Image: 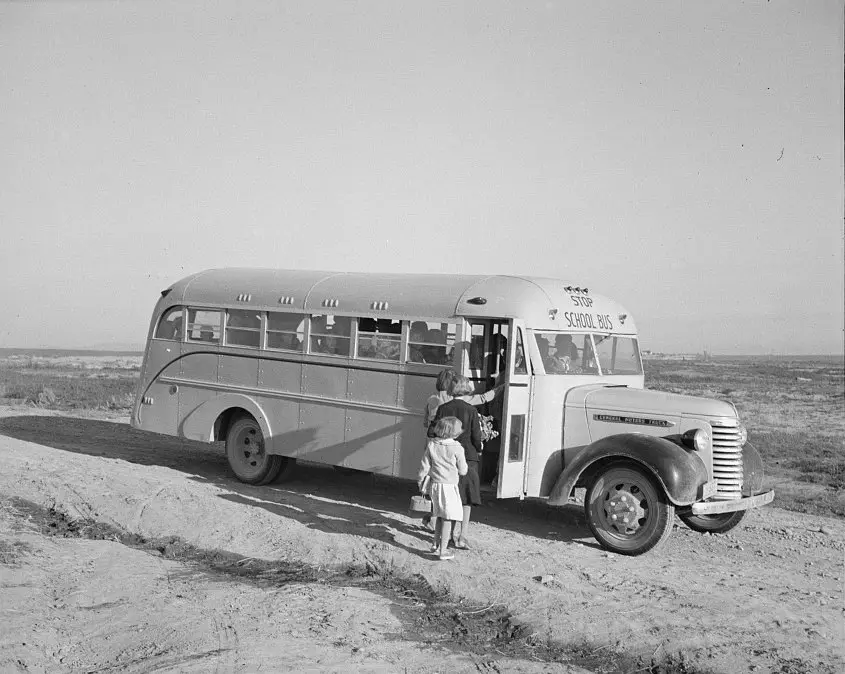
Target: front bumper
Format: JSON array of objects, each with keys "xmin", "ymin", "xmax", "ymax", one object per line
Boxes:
[{"xmin": 690, "ymin": 489, "xmax": 774, "ymax": 515}]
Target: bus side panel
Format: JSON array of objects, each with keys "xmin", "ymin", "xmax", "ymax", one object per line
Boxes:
[
  {"xmin": 258, "ymin": 358, "xmax": 303, "ymax": 396},
  {"xmin": 396, "ymin": 372, "xmax": 436, "ymax": 479},
  {"xmin": 299, "ymin": 401, "xmax": 347, "ymax": 464},
  {"xmin": 394, "ymin": 416, "xmax": 428, "ymax": 480},
  {"xmin": 262, "ymin": 397, "xmax": 303, "ymax": 457},
  {"xmin": 296, "ymin": 363, "xmax": 349, "ymax": 463},
  {"xmin": 303, "ymin": 362, "xmax": 348, "ymax": 400},
  {"xmin": 181, "ymin": 351, "xmax": 219, "ymax": 382},
  {"xmin": 259, "ymin": 357, "xmax": 304, "ymax": 457},
  {"xmin": 177, "ymin": 352, "xmax": 220, "ymax": 440},
  {"xmin": 349, "ymin": 369, "xmax": 399, "ymax": 406},
  {"xmin": 219, "ymin": 353, "xmax": 259, "ymax": 387},
  {"xmin": 135, "ymin": 342, "xmax": 181, "ymax": 435},
  {"xmin": 343, "ymin": 369, "xmax": 402, "ymax": 474},
  {"xmin": 402, "ymin": 372, "xmax": 432, "ymax": 418},
  {"xmin": 340, "ymin": 411, "xmax": 400, "ymax": 474}
]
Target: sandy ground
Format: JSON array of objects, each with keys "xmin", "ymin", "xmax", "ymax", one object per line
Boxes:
[{"xmin": 0, "ymin": 406, "xmax": 842, "ymax": 674}]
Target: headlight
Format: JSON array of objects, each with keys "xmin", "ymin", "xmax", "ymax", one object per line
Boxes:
[
  {"xmin": 682, "ymin": 427, "xmax": 711, "ymax": 452},
  {"xmin": 737, "ymin": 423, "xmax": 748, "ymax": 446}
]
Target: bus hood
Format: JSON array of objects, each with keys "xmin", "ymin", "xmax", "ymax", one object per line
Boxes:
[{"xmin": 578, "ymin": 386, "xmax": 736, "ymax": 419}]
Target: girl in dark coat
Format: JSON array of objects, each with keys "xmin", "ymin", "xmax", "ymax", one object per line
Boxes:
[{"xmin": 429, "ymin": 374, "xmax": 483, "ymax": 549}]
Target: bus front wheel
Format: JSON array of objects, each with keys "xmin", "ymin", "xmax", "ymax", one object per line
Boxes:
[
  {"xmin": 585, "ymin": 462, "xmax": 674, "ymax": 556},
  {"xmin": 225, "ymin": 416, "xmax": 290, "ymax": 485}
]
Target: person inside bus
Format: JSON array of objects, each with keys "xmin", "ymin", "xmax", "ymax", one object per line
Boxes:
[
  {"xmin": 554, "ymin": 334, "xmax": 581, "ymax": 373},
  {"xmin": 408, "ymin": 322, "xmax": 429, "ymax": 363},
  {"xmin": 422, "ymin": 328, "xmax": 448, "ymax": 364},
  {"xmin": 357, "ymin": 318, "xmax": 379, "ymax": 358},
  {"xmin": 428, "ymin": 374, "xmax": 483, "ymax": 550},
  {"xmin": 312, "ymin": 316, "xmax": 351, "ymax": 356},
  {"xmin": 537, "ymin": 337, "xmax": 567, "ymax": 374}
]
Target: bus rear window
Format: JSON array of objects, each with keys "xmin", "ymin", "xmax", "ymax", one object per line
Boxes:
[
  {"xmin": 187, "ymin": 309, "xmax": 222, "ymax": 344},
  {"xmin": 155, "ymin": 307, "xmax": 183, "ymax": 340}
]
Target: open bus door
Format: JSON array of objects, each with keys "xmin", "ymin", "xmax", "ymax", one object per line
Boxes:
[
  {"xmin": 497, "ymin": 320, "xmax": 531, "ymax": 498},
  {"xmin": 460, "ymin": 319, "xmax": 531, "ymax": 499}
]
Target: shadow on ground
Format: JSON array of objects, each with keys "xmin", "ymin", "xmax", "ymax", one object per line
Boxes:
[{"xmin": 0, "ymin": 415, "xmax": 597, "ymax": 555}]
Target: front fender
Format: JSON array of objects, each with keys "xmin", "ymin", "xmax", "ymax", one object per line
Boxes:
[
  {"xmin": 180, "ymin": 393, "xmax": 273, "ymax": 450},
  {"xmin": 548, "ymin": 433, "xmax": 709, "ymax": 507}
]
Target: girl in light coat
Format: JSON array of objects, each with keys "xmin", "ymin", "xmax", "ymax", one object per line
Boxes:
[{"xmin": 418, "ymin": 416, "xmax": 468, "ymax": 560}]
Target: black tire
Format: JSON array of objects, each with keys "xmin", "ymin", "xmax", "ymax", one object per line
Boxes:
[
  {"xmin": 679, "ymin": 510, "xmax": 747, "ymax": 534},
  {"xmin": 225, "ymin": 416, "xmax": 290, "ymax": 485},
  {"xmin": 585, "ymin": 462, "xmax": 675, "ymax": 556}
]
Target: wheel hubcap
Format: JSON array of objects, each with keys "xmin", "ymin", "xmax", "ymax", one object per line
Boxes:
[
  {"xmin": 239, "ymin": 428, "xmax": 264, "ymax": 468},
  {"xmin": 603, "ymin": 482, "xmax": 648, "ymax": 535}
]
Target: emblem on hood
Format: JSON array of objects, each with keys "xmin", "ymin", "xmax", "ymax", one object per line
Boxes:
[{"xmin": 593, "ymin": 414, "xmax": 675, "ymax": 428}]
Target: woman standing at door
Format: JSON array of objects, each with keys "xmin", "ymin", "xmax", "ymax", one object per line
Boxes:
[{"xmin": 429, "ymin": 374, "xmax": 483, "ymax": 549}]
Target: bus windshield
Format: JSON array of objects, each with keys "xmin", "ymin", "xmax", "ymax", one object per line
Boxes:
[{"xmin": 534, "ymin": 332, "xmax": 642, "ymax": 375}]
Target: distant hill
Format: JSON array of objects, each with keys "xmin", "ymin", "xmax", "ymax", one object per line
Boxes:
[{"xmin": 0, "ymin": 348, "xmax": 143, "ymax": 358}]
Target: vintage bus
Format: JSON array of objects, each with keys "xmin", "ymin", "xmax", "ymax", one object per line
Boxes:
[{"xmin": 132, "ymin": 269, "xmax": 774, "ymax": 555}]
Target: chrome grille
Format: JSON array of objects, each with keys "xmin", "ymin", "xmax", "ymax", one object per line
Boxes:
[{"xmin": 710, "ymin": 420, "xmax": 743, "ymax": 500}]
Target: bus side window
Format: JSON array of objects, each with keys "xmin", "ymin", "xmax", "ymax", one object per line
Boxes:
[
  {"xmin": 267, "ymin": 312, "xmax": 305, "ymax": 351},
  {"xmin": 187, "ymin": 309, "xmax": 222, "ymax": 344},
  {"xmin": 310, "ymin": 315, "xmax": 352, "ymax": 356},
  {"xmin": 226, "ymin": 309, "xmax": 261, "ymax": 348},
  {"xmin": 155, "ymin": 307, "xmax": 183, "ymax": 341},
  {"xmin": 407, "ymin": 321, "xmax": 456, "ymax": 365},
  {"xmin": 358, "ymin": 318, "xmax": 401, "ymax": 361}
]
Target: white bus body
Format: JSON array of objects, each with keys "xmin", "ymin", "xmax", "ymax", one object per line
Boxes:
[{"xmin": 133, "ymin": 269, "xmax": 773, "ymax": 555}]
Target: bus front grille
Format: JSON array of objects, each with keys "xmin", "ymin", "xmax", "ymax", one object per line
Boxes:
[{"xmin": 711, "ymin": 421, "xmax": 743, "ymax": 500}]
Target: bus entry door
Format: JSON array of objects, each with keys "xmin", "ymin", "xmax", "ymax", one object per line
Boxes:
[{"xmin": 497, "ymin": 320, "xmax": 531, "ymax": 498}]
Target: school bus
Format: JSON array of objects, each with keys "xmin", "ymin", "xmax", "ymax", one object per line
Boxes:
[{"xmin": 132, "ymin": 269, "xmax": 774, "ymax": 555}]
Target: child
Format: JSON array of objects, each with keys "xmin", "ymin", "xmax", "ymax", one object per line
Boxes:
[{"xmin": 418, "ymin": 416, "xmax": 468, "ymax": 560}]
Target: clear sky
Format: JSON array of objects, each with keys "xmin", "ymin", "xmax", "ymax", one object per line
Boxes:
[{"xmin": 1, "ymin": 1, "xmax": 842, "ymax": 354}]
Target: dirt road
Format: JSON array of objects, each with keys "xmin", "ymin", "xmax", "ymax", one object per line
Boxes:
[{"xmin": 0, "ymin": 408, "xmax": 842, "ymax": 673}]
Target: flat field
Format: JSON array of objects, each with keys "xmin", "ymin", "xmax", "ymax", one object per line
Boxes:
[{"xmin": 0, "ymin": 350, "xmax": 842, "ymax": 516}]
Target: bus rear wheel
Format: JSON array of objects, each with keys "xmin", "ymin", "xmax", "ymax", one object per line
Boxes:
[
  {"xmin": 679, "ymin": 511, "xmax": 746, "ymax": 534},
  {"xmin": 585, "ymin": 462, "xmax": 674, "ymax": 556},
  {"xmin": 225, "ymin": 416, "xmax": 290, "ymax": 485}
]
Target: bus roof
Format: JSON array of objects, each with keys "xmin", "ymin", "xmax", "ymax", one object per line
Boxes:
[{"xmin": 164, "ymin": 268, "xmax": 637, "ymax": 334}]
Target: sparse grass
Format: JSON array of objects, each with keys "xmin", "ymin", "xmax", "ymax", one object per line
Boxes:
[
  {"xmin": 0, "ymin": 538, "xmax": 33, "ymax": 566},
  {"xmin": 0, "ymin": 364, "xmax": 138, "ymax": 411}
]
